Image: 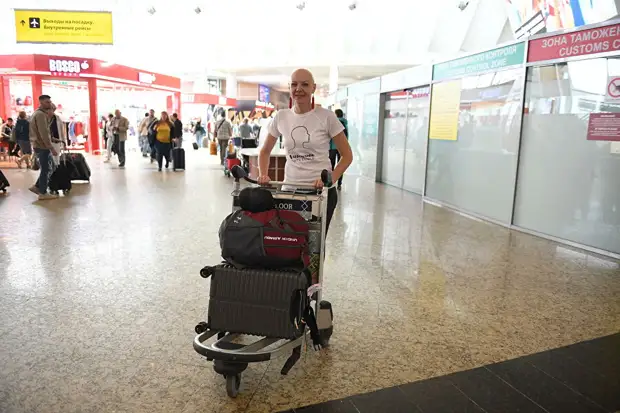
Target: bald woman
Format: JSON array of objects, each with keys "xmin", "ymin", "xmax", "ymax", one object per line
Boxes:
[{"xmin": 258, "ymin": 68, "xmax": 353, "ymax": 234}]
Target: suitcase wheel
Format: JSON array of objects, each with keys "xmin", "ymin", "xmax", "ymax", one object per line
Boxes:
[
  {"xmin": 226, "ymin": 374, "xmax": 241, "ymax": 398},
  {"xmin": 194, "ymin": 322, "xmax": 209, "ymax": 334}
]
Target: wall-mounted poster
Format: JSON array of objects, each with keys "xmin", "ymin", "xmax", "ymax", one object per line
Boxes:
[
  {"xmin": 258, "ymin": 84, "xmax": 270, "ymax": 103},
  {"xmin": 429, "ymin": 80, "xmax": 461, "ymax": 141}
]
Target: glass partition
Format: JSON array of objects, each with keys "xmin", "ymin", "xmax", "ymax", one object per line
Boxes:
[
  {"xmin": 425, "ymin": 68, "xmax": 524, "ymax": 223},
  {"xmin": 347, "ymin": 93, "xmax": 380, "ymax": 180},
  {"xmin": 514, "ymin": 58, "xmax": 620, "ymax": 254}
]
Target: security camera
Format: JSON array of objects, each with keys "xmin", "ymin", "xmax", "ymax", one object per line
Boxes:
[
  {"xmin": 296, "ymin": 1, "xmax": 306, "ymax": 10},
  {"xmin": 194, "ymin": 7, "xmax": 201, "ymax": 14},
  {"xmin": 147, "ymin": 7, "xmax": 156, "ymax": 14},
  {"xmin": 348, "ymin": 2, "xmax": 357, "ymax": 10},
  {"xmin": 457, "ymin": 0, "xmax": 469, "ymax": 10}
]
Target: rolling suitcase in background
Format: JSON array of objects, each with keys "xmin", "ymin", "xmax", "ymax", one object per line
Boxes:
[
  {"xmin": 192, "ymin": 142, "xmax": 199, "ymax": 150},
  {"xmin": 49, "ymin": 158, "xmax": 76, "ymax": 195},
  {"xmin": 63, "ymin": 152, "xmax": 91, "ymax": 182},
  {"xmin": 172, "ymin": 146, "xmax": 185, "ymax": 171},
  {"xmin": 0, "ymin": 169, "xmax": 9, "ymax": 192}
]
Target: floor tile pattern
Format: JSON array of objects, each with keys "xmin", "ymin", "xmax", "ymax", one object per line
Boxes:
[
  {"xmin": 278, "ymin": 333, "xmax": 620, "ymax": 413},
  {"xmin": 0, "ymin": 148, "xmax": 619, "ymax": 412}
]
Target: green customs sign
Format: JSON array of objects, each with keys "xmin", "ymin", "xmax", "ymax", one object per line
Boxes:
[{"xmin": 432, "ymin": 42, "xmax": 526, "ymax": 81}]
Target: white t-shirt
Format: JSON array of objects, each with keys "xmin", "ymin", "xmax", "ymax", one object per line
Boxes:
[{"xmin": 268, "ymin": 107, "xmax": 344, "ymax": 186}]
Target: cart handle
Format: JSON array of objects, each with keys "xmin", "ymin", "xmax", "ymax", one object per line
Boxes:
[{"xmin": 231, "ymin": 165, "xmax": 332, "ymax": 190}]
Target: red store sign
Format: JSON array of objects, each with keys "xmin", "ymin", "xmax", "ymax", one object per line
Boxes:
[{"xmin": 528, "ymin": 23, "xmax": 620, "ymax": 62}]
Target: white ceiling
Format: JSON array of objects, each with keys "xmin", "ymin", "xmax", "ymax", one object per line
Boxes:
[{"xmin": 1, "ymin": 0, "xmax": 513, "ymax": 90}]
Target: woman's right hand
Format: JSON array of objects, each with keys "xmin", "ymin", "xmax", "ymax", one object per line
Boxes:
[{"xmin": 257, "ymin": 175, "xmax": 271, "ymax": 186}]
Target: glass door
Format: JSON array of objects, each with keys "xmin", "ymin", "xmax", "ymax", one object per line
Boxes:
[
  {"xmin": 381, "ymin": 91, "xmax": 408, "ymax": 187},
  {"xmin": 402, "ymin": 86, "xmax": 431, "ymax": 194}
]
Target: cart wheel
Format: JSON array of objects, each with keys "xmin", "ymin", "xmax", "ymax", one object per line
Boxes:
[
  {"xmin": 65, "ymin": 189, "xmax": 70, "ymax": 195},
  {"xmin": 226, "ymin": 374, "xmax": 241, "ymax": 398},
  {"xmin": 173, "ymin": 168, "xmax": 176, "ymax": 172},
  {"xmin": 1, "ymin": 188, "xmax": 6, "ymax": 193},
  {"xmin": 195, "ymin": 322, "xmax": 208, "ymax": 334}
]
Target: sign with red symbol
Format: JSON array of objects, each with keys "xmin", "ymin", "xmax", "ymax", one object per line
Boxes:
[{"xmin": 607, "ymin": 77, "xmax": 620, "ymax": 100}]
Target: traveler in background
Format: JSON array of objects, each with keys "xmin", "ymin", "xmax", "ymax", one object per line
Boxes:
[
  {"xmin": 1, "ymin": 118, "xmax": 14, "ymax": 161},
  {"xmin": 239, "ymin": 118, "xmax": 252, "ymax": 139},
  {"xmin": 193, "ymin": 119, "xmax": 206, "ymax": 148},
  {"xmin": 112, "ymin": 109, "xmax": 129, "ymax": 168},
  {"xmin": 47, "ymin": 103, "xmax": 67, "ymax": 165},
  {"xmin": 29, "ymin": 94, "xmax": 58, "ymax": 200},
  {"xmin": 251, "ymin": 118, "xmax": 260, "ymax": 138},
  {"xmin": 104, "ymin": 114, "xmax": 115, "ymax": 163},
  {"xmin": 329, "ymin": 109, "xmax": 348, "ymax": 190},
  {"xmin": 137, "ymin": 111, "xmax": 152, "ymax": 157},
  {"xmin": 171, "ymin": 113, "xmax": 183, "ymax": 148},
  {"xmin": 213, "ymin": 112, "xmax": 233, "ymax": 166},
  {"xmin": 150, "ymin": 111, "xmax": 174, "ymax": 172},
  {"xmin": 257, "ymin": 110, "xmax": 271, "ymax": 145},
  {"xmin": 12, "ymin": 111, "xmax": 31, "ymax": 168}
]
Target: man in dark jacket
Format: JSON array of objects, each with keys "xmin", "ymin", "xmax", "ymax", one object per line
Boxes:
[
  {"xmin": 172, "ymin": 113, "xmax": 183, "ymax": 147},
  {"xmin": 12, "ymin": 111, "xmax": 31, "ymax": 168},
  {"xmin": 329, "ymin": 109, "xmax": 348, "ymax": 190}
]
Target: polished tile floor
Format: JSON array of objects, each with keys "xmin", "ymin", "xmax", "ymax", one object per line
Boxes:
[{"xmin": 0, "ymin": 148, "xmax": 619, "ymax": 413}]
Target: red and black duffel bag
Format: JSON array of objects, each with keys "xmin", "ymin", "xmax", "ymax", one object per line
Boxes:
[{"xmin": 219, "ymin": 208, "xmax": 310, "ymax": 270}]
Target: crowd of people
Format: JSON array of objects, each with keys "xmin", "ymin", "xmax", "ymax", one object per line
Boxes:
[
  {"xmin": 99, "ymin": 109, "xmax": 183, "ymax": 171},
  {"xmin": 1, "ymin": 68, "xmax": 351, "ymax": 201}
]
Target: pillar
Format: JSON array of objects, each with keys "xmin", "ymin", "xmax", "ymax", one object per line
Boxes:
[
  {"xmin": 225, "ymin": 74, "xmax": 237, "ymax": 99},
  {"xmin": 174, "ymin": 92, "xmax": 181, "ymax": 119},
  {"xmin": 0, "ymin": 76, "xmax": 10, "ymax": 119},
  {"xmin": 328, "ymin": 65, "xmax": 339, "ymax": 95},
  {"xmin": 31, "ymin": 75, "xmax": 43, "ymax": 104},
  {"xmin": 87, "ymin": 78, "xmax": 100, "ymax": 154}
]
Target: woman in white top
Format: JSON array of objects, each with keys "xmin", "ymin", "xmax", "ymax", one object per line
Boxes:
[{"xmin": 258, "ymin": 68, "xmax": 353, "ymax": 234}]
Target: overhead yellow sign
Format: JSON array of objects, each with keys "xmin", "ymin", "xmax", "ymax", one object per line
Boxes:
[
  {"xmin": 15, "ymin": 9, "xmax": 113, "ymax": 45},
  {"xmin": 429, "ymin": 80, "xmax": 462, "ymax": 141}
]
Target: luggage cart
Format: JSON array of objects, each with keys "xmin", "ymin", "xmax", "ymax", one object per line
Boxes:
[{"xmin": 193, "ymin": 165, "xmax": 334, "ymax": 398}]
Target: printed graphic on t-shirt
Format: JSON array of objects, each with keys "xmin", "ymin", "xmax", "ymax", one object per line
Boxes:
[{"xmin": 288, "ymin": 125, "xmax": 315, "ymax": 163}]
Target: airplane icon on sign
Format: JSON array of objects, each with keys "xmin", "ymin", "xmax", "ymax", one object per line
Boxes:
[{"xmin": 29, "ymin": 18, "xmax": 40, "ymax": 29}]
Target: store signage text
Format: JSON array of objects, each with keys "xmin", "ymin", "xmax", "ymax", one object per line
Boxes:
[
  {"xmin": 48, "ymin": 59, "xmax": 90, "ymax": 77},
  {"xmin": 528, "ymin": 23, "xmax": 620, "ymax": 62},
  {"xmin": 255, "ymin": 100, "xmax": 274, "ymax": 109},
  {"xmin": 138, "ymin": 72, "xmax": 156, "ymax": 84},
  {"xmin": 432, "ymin": 43, "xmax": 526, "ymax": 81}
]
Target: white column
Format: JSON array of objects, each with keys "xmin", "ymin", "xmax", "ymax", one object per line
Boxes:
[
  {"xmin": 328, "ymin": 65, "xmax": 339, "ymax": 95},
  {"xmin": 226, "ymin": 74, "xmax": 238, "ymax": 99}
]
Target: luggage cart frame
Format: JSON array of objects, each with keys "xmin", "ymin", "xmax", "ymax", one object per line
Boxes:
[{"xmin": 193, "ymin": 165, "xmax": 333, "ymax": 397}]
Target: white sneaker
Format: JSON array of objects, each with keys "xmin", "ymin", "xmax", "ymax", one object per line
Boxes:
[{"xmin": 38, "ymin": 193, "xmax": 59, "ymax": 200}]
